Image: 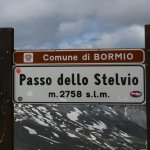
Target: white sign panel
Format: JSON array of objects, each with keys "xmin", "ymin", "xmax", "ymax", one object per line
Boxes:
[{"xmin": 13, "ymin": 66, "xmax": 145, "ymax": 104}]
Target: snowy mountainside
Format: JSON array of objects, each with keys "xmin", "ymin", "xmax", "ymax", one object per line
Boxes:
[
  {"xmin": 14, "ymin": 104, "xmax": 147, "ymax": 150},
  {"xmin": 112, "ymin": 105, "xmax": 146, "ymax": 129}
]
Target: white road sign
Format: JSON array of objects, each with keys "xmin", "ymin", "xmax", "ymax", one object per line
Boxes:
[{"xmin": 13, "ymin": 66, "xmax": 145, "ymax": 104}]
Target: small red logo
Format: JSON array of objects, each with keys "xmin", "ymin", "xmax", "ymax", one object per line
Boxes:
[
  {"xmin": 130, "ymin": 91, "xmax": 142, "ymax": 98},
  {"xmin": 16, "ymin": 68, "xmax": 21, "ymax": 74}
]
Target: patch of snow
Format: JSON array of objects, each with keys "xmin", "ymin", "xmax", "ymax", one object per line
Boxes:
[
  {"xmin": 74, "ymin": 107, "xmax": 82, "ymax": 113},
  {"xmin": 38, "ymin": 135, "xmax": 60, "ymax": 143},
  {"xmin": 38, "ymin": 106, "xmax": 48, "ymax": 113},
  {"xmin": 15, "ymin": 116, "xmax": 28, "ymax": 122},
  {"xmin": 23, "ymin": 126, "xmax": 37, "ymax": 135},
  {"xmin": 16, "ymin": 109, "xmax": 24, "ymax": 115},
  {"xmin": 124, "ymin": 138, "xmax": 132, "ymax": 144},
  {"xmin": 109, "ymin": 134, "xmax": 116, "ymax": 139},
  {"xmin": 120, "ymin": 131, "xmax": 132, "ymax": 143},
  {"xmin": 75, "ymin": 128, "xmax": 83, "ymax": 132},
  {"xmin": 33, "ymin": 117, "xmax": 49, "ymax": 127},
  {"xmin": 125, "ymin": 107, "xmax": 131, "ymax": 120},
  {"xmin": 56, "ymin": 112, "xmax": 62, "ymax": 117},
  {"xmin": 104, "ymin": 111, "xmax": 112, "ymax": 116},
  {"xmin": 67, "ymin": 107, "xmax": 82, "ymax": 121},
  {"xmin": 92, "ymin": 132, "xmax": 101, "ymax": 137},
  {"xmin": 87, "ymin": 121, "xmax": 107, "ymax": 131},
  {"xmin": 45, "ymin": 112, "xmax": 53, "ymax": 120},
  {"xmin": 18, "ymin": 104, "xmax": 23, "ymax": 108},
  {"xmin": 108, "ymin": 107, "xmax": 118, "ymax": 115},
  {"xmin": 32, "ymin": 108, "xmax": 42, "ymax": 116},
  {"xmin": 60, "ymin": 122, "xmax": 66, "ymax": 128},
  {"xmin": 67, "ymin": 132, "xmax": 77, "ymax": 138},
  {"xmin": 52, "ymin": 107, "xmax": 57, "ymax": 111},
  {"xmin": 120, "ymin": 131, "xmax": 131, "ymax": 138},
  {"xmin": 52, "ymin": 132, "xmax": 59, "ymax": 138},
  {"xmin": 104, "ymin": 142, "xmax": 116, "ymax": 150},
  {"xmin": 75, "ymin": 145, "xmax": 85, "ymax": 148},
  {"xmin": 27, "ymin": 104, "xmax": 33, "ymax": 108},
  {"xmin": 83, "ymin": 110, "xmax": 88, "ymax": 114},
  {"xmin": 90, "ymin": 134, "xmax": 96, "ymax": 140}
]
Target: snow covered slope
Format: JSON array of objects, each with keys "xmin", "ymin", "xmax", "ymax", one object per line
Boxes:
[{"xmin": 14, "ymin": 104, "xmax": 147, "ymax": 150}]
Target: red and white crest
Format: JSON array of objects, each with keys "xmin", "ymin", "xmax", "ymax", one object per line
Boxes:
[{"xmin": 23, "ymin": 53, "xmax": 33, "ymax": 63}]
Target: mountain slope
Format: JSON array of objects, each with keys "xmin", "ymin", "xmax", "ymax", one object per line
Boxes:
[{"xmin": 14, "ymin": 104, "xmax": 147, "ymax": 150}]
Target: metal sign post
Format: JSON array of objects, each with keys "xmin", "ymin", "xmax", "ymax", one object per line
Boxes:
[
  {"xmin": 145, "ymin": 24, "xmax": 150, "ymax": 149},
  {"xmin": 0, "ymin": 28, "xmax": 14, "ymax": 150}
]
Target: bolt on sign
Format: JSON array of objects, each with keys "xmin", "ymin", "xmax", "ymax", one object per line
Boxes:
[{"xmin": 13, "ymin": 49, "xmax": 145, "ymax": 104}]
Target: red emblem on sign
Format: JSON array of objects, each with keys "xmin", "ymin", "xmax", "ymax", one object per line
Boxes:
[
  {"xmin": 16, "ymin": 68, "xmax": 21, "ymax": 74},
  {"xmin": 130, "ymin": 91, "xmax": 142, "ymax": 98}
]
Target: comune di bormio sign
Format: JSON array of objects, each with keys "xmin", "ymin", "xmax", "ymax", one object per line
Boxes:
[{"xmin": 13, "ymin": 49, "xmax": 145, "ymax": 104}]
